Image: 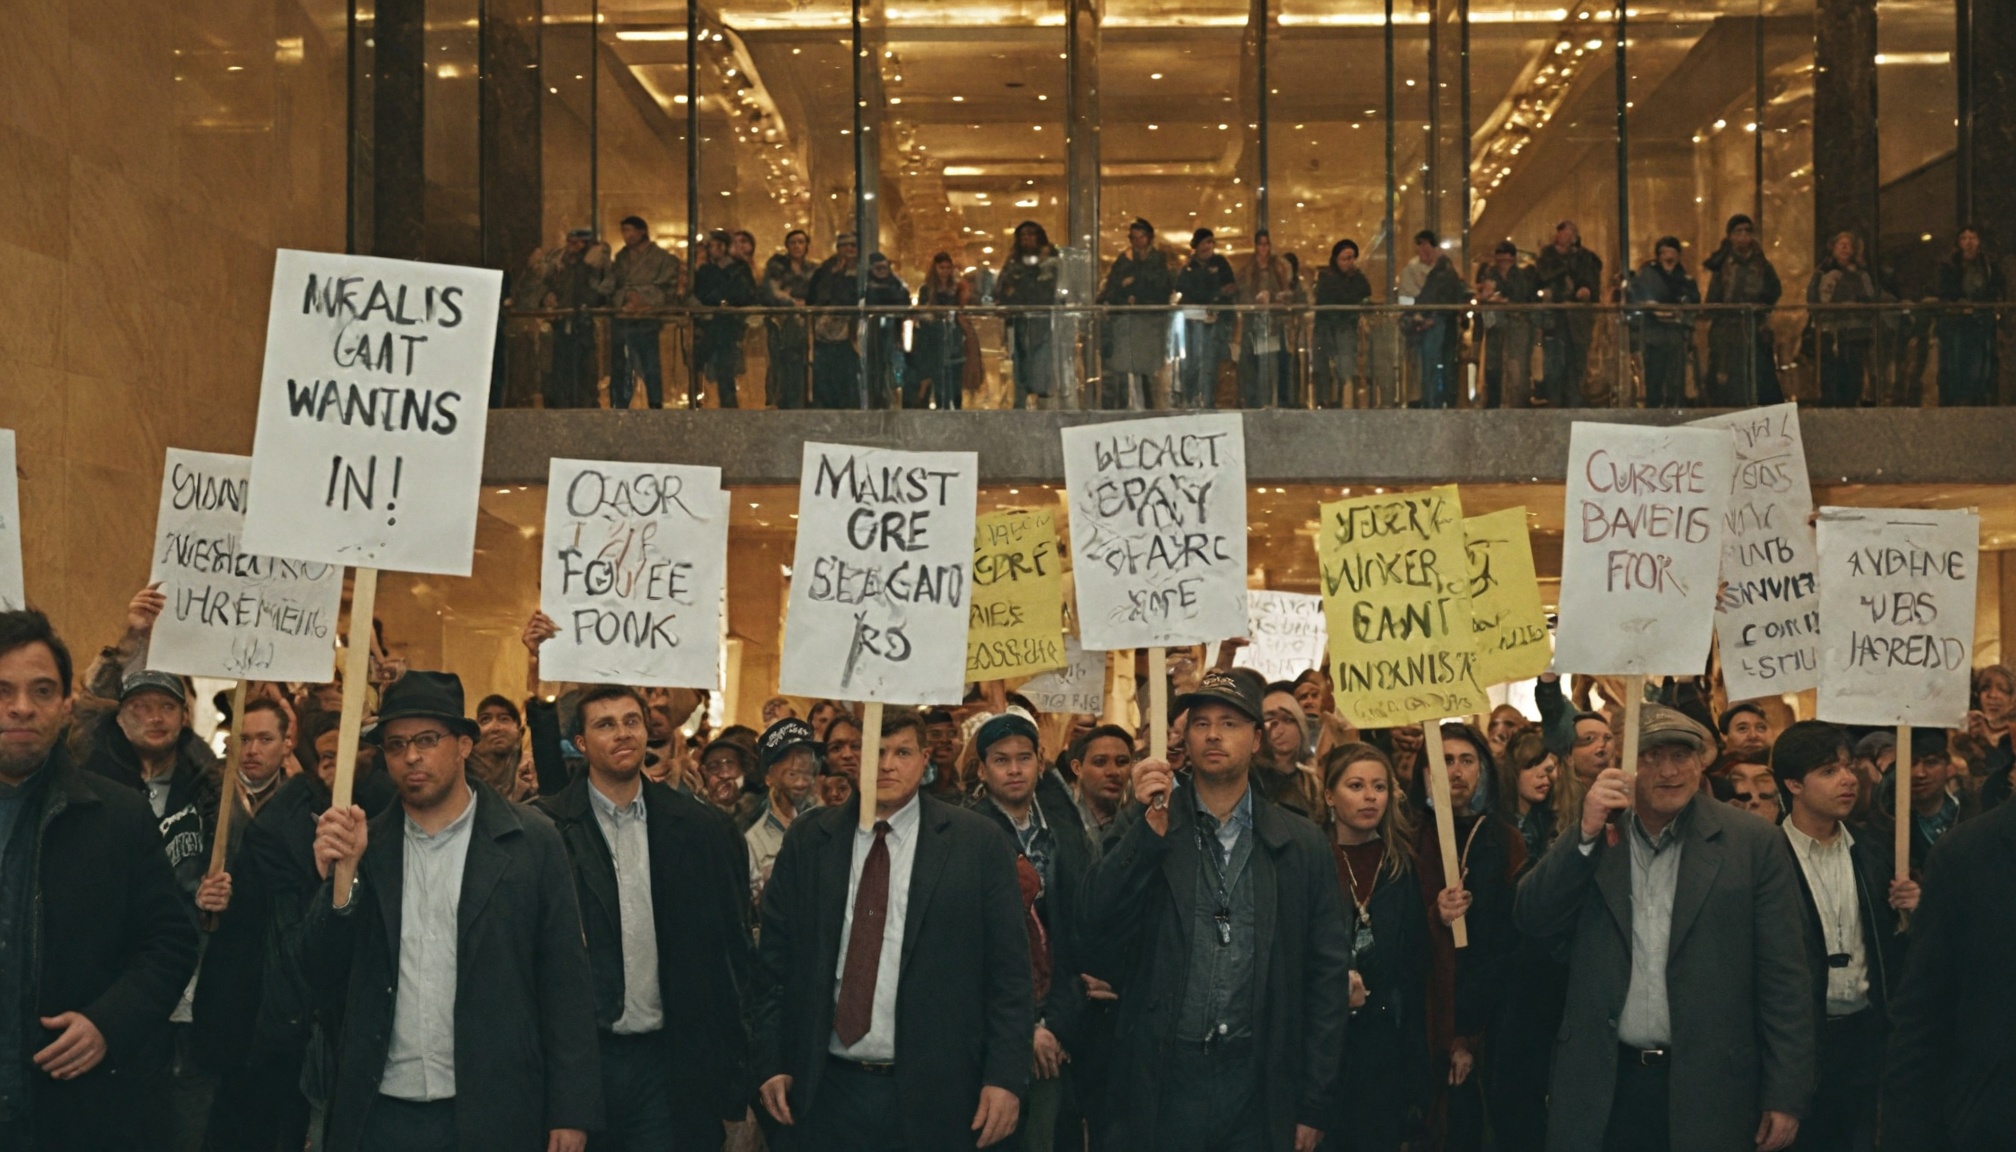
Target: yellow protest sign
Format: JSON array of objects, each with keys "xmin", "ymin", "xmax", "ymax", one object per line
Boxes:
[
  {"xmin": 1463, "ymin": 507, "xmax": 1553, "ymax": 687},
  {"xmin": 967, "ymin": 508, "xmax": 1066, "ymax": 679},
  {"xmin": 1316, "ymin": 485, "xmax": 1487, "ymax": 726}
]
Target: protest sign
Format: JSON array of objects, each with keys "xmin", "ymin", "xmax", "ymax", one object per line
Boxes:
[
  {"xmin": 1553, "ymin": 423, "xmax": 1733, "ymax": 675},
  {"xmin": 781, "ymin": 443, "xmax": 978, "ymax": 704},
  {"xmin": 1463, "ymin": 507, "xmax": 1553, "ymax": 687},
  {"xmin": 539, "ymin": 459, "xmax": 727, "ymax": 688},
  {"xmin": 1019, "ymin": 636, "xmax": 1107, "ymax": 716},
  {"xmin": 967, "ymin": 508, "xmax": 1066, "ymax": 679},
  {"xmin": 1316, "ymin": 484, "xmax": 1488, "ymax": 726},
  {"xmin": 241, "ymin": 249, "xmax": 502, "ymax": 576},
  {"xmin": 1243, "ymin": 590, "xmax": 1328, "ymax": 685},
  {"xmin": 0, "ymin": 429, "xmax": 20, "ymax": 610},
  {"xmin": 1689, "ymin": 404, "xmax": 1819, "ymax": 700},
  {"xmin": 145, "ymin": 450, "xmax": 345, "ymax": 682},
  {"xmin": 1062, "ymin": 413, "xmax": 1248, "ymax": 650},
  {"xmin": 1815, "ymin": 507, "xmax": 1979, "ymax": 726}
]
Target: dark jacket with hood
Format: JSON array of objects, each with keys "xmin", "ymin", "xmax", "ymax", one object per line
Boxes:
[{"xmin": 82, "ymin": 713, "xmax": 220, "ymax": 903}]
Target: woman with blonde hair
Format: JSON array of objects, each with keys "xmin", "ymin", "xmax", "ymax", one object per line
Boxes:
[{"xmin": 1321, "ymin": 743, "xmax": 1431, "ymax": 1151}]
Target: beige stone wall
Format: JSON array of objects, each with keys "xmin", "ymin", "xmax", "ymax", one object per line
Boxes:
[{"xmin": 0, "ymin": 0, "xmax": 347, "ymax": 648}]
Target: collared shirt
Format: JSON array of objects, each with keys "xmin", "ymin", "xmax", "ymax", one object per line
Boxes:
[
  {"xmin": 745, "ymin": 794, "xmax": 807, "ymax": 898},
  {"xmin": 1074, "ymin": 789, "xmax": 1115, "ymax": 860},
  {"xmin": 589, "ymin": 781, "xmax": 664, "ymax": 1035},
  {"xmin": 1617, "ymin": 808, "xmax": 1687, "ymax": 1049},
  {"xmin": 380, "ymin": 786, "xmax": 478, "ymax": 1101},
  {"xmin": 1003, "ymin": 797, "xmax": 1055, "ymax": 897},
  {"xmin": 1783, "ymin": 820, "xmax": 1869, "ymax": 1016},
  {"xmin": 829, "ymin": 793, "xmax": 922, "ymax": 1063},
  {"xmin": 1176, "ymin": 784, "xmax": 1257, "ymax": 1043},
  {"xmin": 1915, "ymin": 790, "xmax": 1960, "ymax": 847}
]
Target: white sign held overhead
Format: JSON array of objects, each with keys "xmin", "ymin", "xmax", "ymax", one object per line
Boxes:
[
  {"xmin": 241, "ymin": 249, "xmax": 502, "ymax": 576},
  {"xmin": 1019, "ymin": 636, "xmax": 1108, "ymax": 717},
  {"xmin": 1815, "ymin": 506, "xmax": 1979, "ymax": 727},
  {"xmin": 1689, "ymin": 404, "xmax": 1820, "ymax": 700},
  {"xmin": 1243, "ymin": 590, "xmax": 1327, "ymax": 685},
  {"xmin": 0, "ymin": 430, "xmax": 23, "ymax": 611},
  {"xmin": 145, "ymin": 450, "xmax": 345, "ymax": 682},
  {"xmin": 781, "ymin": 442, "xmax": 978, "ymax": 705},
  {"xmin": 1554, "ymin": 422, "xmax": 1734, "ymax": 675},
  {"xmin": 539, "ymin": 459, "xmax": 728, "ymax": 689},
  {"xmin": 1062, "ymin": 413, "xmax": 1249, "ymax": 650}
]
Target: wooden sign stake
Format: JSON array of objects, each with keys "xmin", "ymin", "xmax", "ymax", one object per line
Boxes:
[
  {"xmin": 201, "ymin": 680, "xmax": 249, "ymax": 932},
  {"xmin": 1894, "ymin": 722, "xmax": 1910, "ymax": 881},
  {"xmin": 330, "ymin": 567, "xmax": 378, "ymax": 909},
  {"xmin": 1146, "ymin": 647, "xmax": 1168, "ymax": 809},
  {"xmin": 857, "ymin": 700, "xmax": 885, "ymax": 831},
  {"xmin": 1421, "ymin": 727, "xmax": 1468, "ymax": 948}
]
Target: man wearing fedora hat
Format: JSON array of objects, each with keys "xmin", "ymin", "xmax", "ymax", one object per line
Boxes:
[
  {"xmin": 536, "ymin": 684, "xmax": 754, "ymax": 1152},
  {"xmin": 1080, "ymin": 669, "xmax": 1353, "ymax": 1152},
  {"xmin": 1515, "ymin": 702, "xmax": 1813, "ymax": 1152},
  {"xmin": 305, "ymin": 671, "xmax": 601, "ymax": 1152}
]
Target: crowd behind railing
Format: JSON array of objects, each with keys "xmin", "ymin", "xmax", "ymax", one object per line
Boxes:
[{"xmin": 489, "ymin": 215, "xmax": 2011, "ymax": 413}]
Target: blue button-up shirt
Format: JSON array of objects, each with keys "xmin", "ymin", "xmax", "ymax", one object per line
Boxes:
[{"xmin": 589, "ymin": 782, "xmax": 664, "ymax": 1035}]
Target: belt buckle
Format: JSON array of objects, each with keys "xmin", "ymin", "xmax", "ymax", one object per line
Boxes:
[
  {"xmin": 1635, "ymin": 1047, "xmax": 1669, "ymax": 1068},
  {"xmin": 858, "ymin": 1060, "xmax": 895, "ymax": 1075}
]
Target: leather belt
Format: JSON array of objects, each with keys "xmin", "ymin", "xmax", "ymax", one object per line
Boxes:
[{"xmin": 1619, "ymin": 1044, "xmax": 1670, "ymax": 1068}]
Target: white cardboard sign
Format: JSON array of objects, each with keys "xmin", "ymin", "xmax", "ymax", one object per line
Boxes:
[
  {"xmin": 0, "ymin": 430, "xmax": 21, "ymax": 611},
  {"xmin": 1243, "ymin": 590, "xmax": 1328, "ymax": 685},
  {"xmin": 539, "ymin": 459, "xmax": 727, "ymax": 689},
  {"xmin": 1554, "ymin": 422, "xmax": 1734, "ymax": 675},
  {"xmin": 1816, "ymin": 506, "xmax": 1979, "ymax": 727},
  {"xmin": 241, "ymin": 249, "xmax": 502, "ymax": 576},
  {"xmin": 1019, "ymin": 636, "xmax": 1108, "ymax": 717},
  {"xmin": 780, "ymin": 443, "xmax": 978, "ymax": 704},
  {"xmin": 145, "ymin": 450, "xmax": 345, "ymax": 682},
  {"xmin": 1689, "ymin": 404, "xmax": 1820, "ymax": 700},
  {"xmin": 1063, "ymin": 413, "xmax": 1249, "ymax": 650}
]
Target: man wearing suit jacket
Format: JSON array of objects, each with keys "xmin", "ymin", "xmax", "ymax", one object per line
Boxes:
[
  {"xmin": 1515, "ymin": 703, "xmax": 1813, "ymax": 1152},
  {"xmin": 1880, "ymin": 786, "xmax": 2016, "ymax": 1151},
  {"xmin": 754, "ymin": 707, "xmax": 1032, "ymax": 1150},
  {"xmin": 536, "ymin": 684, "xmax": 754, "ymax": 1151},
  {"xmin": 306, "ymin": 672, "xmax": 601, "ymax": 1152},
  {"xmin": 1079, "ymin": 669, "xmax": 1354, "ymax": 1152}
]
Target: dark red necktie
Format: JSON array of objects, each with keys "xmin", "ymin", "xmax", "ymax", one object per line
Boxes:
[{"xmin": 833, "ymin": 821, "xmax": 892, "ymax": 1047}]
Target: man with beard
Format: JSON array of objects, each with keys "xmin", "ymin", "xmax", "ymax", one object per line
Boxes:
[
  {"xmin": 746, "ymin": 718, "xmax": 822, "ymax": 901},
  {"xmin": 537, "ymin": 685, "xmax": 753, "ymax": 1151},
  {"xmin": 1703, "ymin": 214, "xmax": 1784, "ymax": 405},
  {"xmin": 469, "ymin": 695, "xmax": 528, "ymax": 801},
  {"xmin": 305, "ymin": 672, "xmax": 600, "ymax": 1152},
  {"xmin": 1068, "ymin": 725, "xmax": 1134, "ymax": 860}
]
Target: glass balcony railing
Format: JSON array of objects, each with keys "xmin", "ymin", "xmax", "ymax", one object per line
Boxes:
[{"xmin": 487, "ymin": 301, "xmax": 2010, "ymax": 412}]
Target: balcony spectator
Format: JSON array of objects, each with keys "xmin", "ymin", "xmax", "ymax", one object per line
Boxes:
[
  {"xmin": 863, "ymin": 253, "xmax": 911, "ymax": 409},
  {"xmin": 998, "ymin": 221, "xmax": 1062, "ymax": 409},
  {"xmin": 605, "ymin": 215, "xmax": 683, "ymax": 410},
  {"xmin": 912, "ymin": 253, "xmax": 976, "ymax": 410},
  {"xmin": 1807, "ymin": 231, "xmax": 1880, "ymax": 408},
  {"xmin": 1174, "ymin": 228, "xmax": 1237, "ymax": 409},
  {"xmin": 692, "ymin": 229, "xmax": 757, "ymax": 408},
  {"xmin": 1935, "ymin": 224, "xmax": 2005, "ymax": 407},
  {"xmin": 1628, "ymin": 236, "xmax": 1702, "ymax": 409},
  {"xmin": 1236, "ymin": 229, "xmax": 1297, "ymax": 409},
  {"xmin": 1704, "ymin": 213, "xmax": 1784, "ymax": 406},
  {"xmin": 762, "ymin": 230, "xmax": 815, "ymax": 409},
  {"xmin": 1402, "ymin": 231, "xmax": 1466, "ymax": 410},
  {"xmin": 1476, "ymin": 240, "xmax": 1541, "ymax": 409},
  {"xmin": 1314, "ymin": 239, "xmax": 1373, "ymax": 408},
  {"xmin": 1535, "ymin": 220, "xmax": 1603, "ymax": 408},
  {"xmin": 538, "ymin": 228, "xmax": 610, "ymax": 409},
  {"xmin": 808, "ymin": 232, "xmax": 862, "ymax": 409},
  {"xmin": 1099, "ymin": 218, "xmax": 1174, "ymax": 410}
]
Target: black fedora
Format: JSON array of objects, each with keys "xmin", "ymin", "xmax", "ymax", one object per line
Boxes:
[{"xmin": 364, "ymin": 671, "xmax": 482, "ymax": 744}]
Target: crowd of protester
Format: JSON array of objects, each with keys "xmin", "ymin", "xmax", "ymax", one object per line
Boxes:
[
  {"xmin": 505, "ymin": 214, "xmax": 2006, "ymax": 412},
  {"xmin": 5, "ymin": 586, "xmax": 2016, "ymax": 1151}
]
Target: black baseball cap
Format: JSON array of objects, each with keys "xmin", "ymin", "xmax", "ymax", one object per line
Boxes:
[
  {"xmin": 120, "ymin": 670, "xmax": 187, "ymax": 705},
  {"xmin": 757, "ymin": 718, "xmax": 820, "ymax": 770},
  {"xmin": 1174, "ymin": 668, "xmax": 1263, "ymax": 725}
]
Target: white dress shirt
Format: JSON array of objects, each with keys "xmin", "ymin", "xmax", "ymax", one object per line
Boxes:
[
  {"xmin": 1783, "ymin": 820, "xmax": 1869, "ymax": 1016},
  {"xmin": 828, "ymin": 793, "xmax": 922, "ymax": 1063},
  {"xmin": 380, "ymin": 785, "xmax": 478, "ymax": 1101},
  {"xmin": 1617, "ymin": 813, "xmax": 1683, "ymax": 1050},
  {"xmin": 589, "ymin": 781, "xmax": 664, "ymax": 1035}
]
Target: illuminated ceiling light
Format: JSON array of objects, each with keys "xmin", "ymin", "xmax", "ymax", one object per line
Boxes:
[
  {"xmin": 1583, "ymin": 38, "xmax": 1602, "ymax": 49},
  {"xmin": 951, "ymin": 95, "xmax": 964, "ymax": 101},
  {"xmin": 615, "ymin": 29, "xmax": 687, "ymax": 41},
  {"xmin": 1150, "ymin": 72, "xmax": 1163, "ymax": 79}
]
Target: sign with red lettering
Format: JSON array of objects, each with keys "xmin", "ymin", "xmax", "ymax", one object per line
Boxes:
[
  {"xmin": 1815, "ymin": 506, "xmax": 1978, "ymax": 726},
  {"xmin": 1554, "ymin": 423, "xmax": 1734, "ymax": 675}
]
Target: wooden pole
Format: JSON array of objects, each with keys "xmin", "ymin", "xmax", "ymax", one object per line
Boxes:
[
  {"xmin": 206, "ymin": 681, "xmax": 249, "ymax": 878},
  {"xmin": 1610, "ymin": 675, "xmax": 1645, "ymax": 848},
  {"xmin": 1894, "ymin": 722, "xmax": 1910, "ymax": 881},
  {"xmin": 1421, "ymin": 727, "xmax": 1469, "ymax": 948},
  {"xmin": 331, "ymin": 567, "xmax": 378, "ymax": 909},
  {"xmin": 1146, "ymin": 647, "xmax": 1168, "ymax": 810},
  {"xmin": 858, "ymin": 700, "xmax": 884, "ymax": 831}
]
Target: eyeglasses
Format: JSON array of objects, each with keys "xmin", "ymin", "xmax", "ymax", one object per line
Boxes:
[{"xmin": 381, "ymin": 730, "xmax": 452, "ymax": 757}]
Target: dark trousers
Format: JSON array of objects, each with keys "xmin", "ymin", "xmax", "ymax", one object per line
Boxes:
[
  {"xmin": 1819, "ymin": 336, "xmax": 1869, "ymax": 408},
  {"xmin": 549, "ymin": 318, "xmax": 597, "ymax": 408},
  {"xmin": 202, "ymin": 1046, "xmax": 309, "ymax": 1151},
  {"xmin": 1793, "ymin": 1008, "xmax": 1881, "ymax": 1152},
  {"xmin": 1642, "ymin": 337, "xmax": 1687, "ymax": 408},
  {"xmin": 1938, "ymin": 325, "xmax": 1998, "ymax": 407},
  {"xmin": 801, "ymin": 1056, "xmax": 908, "ymax": 1152},
  {"xmin": 358, "ymin": 1095, "xmax": 458, "ymax": 1152},
  {"xmin": 592, "ymin": 1031, "xmax": 677, "ymax": 1152},
  {"xmin": 611, "ymin": 321, "xmax": 663, "ymax": 409},
  {"xmin": 1543, "ymin": 319, "xmax": 1590, "ymax": 407},
  {"xmin": 1179, "ymin": 322, "xmax": 1219, "ymax": 407},
  {"xmin": 1149, "ymin": 1040, "xmax": 1266, "ymax": 1152},
  {"xmin": 813, "ymin": 341, "xmax": 861, "ymax": 409},
  {"xmin": 1601, "ymin": 1048, "xmax": 1670, "ymax": 1152}
]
